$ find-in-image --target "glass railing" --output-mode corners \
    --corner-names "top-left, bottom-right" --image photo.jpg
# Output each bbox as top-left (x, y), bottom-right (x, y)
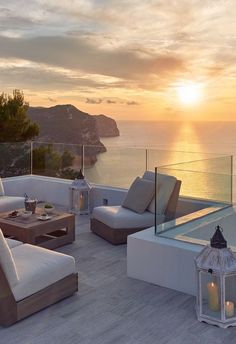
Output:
top-left (0, 142), bottom-right (31, 178)
top-left (1, 142), bottom-right (232, 191)
top-left (84, 145), bottom-right (147, 188)
top-left (30, 142), bottom-right (229, 190)
top-left (32, 142), bottom-right (83, 179)
top-left (154, 155), bottom-right (233, 237)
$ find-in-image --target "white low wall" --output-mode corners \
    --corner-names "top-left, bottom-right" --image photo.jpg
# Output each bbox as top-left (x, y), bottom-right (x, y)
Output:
top-left (127, 227), bottom-right (202, 296)
top-left (2, 175), bottom-right (127, 210)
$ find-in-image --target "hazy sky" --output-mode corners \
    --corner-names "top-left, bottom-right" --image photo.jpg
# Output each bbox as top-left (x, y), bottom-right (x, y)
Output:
top-left (0, 0), bottom-right (235, 121)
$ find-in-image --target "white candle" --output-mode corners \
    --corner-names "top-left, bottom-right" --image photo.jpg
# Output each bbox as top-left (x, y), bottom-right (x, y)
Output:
top-left (79, 194), bottom-right (85, 210)
top-left (207, 282), bottom-right (219, 311)
top-left (225, 301), bottom-right (234, 317)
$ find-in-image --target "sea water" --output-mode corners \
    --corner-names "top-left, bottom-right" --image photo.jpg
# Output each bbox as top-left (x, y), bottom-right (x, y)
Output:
top-left (85, 121), bottom-right (236, 202)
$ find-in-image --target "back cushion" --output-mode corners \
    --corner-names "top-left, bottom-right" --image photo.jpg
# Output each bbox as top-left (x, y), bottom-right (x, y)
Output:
top-left (122, 177), bottom-right (155, 214)
top-left (142, 171), bottom-right (177, 215)
top-left (0, 229), bottom-right (19, 288)
top-left (0, 178), bottom-right (4, 196)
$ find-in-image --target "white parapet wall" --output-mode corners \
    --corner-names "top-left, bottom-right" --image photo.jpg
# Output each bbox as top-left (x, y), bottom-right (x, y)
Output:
top-left (127, 227), bottom-right (203, 296)
top-left (2, 175), bottom-right (127, 210)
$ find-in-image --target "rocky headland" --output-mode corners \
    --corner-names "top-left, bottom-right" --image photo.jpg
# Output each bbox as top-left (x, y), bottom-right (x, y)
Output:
top-left (94, 114), bottom-right (119, 137)
top-left (27, 104), bottom-right (119, 167)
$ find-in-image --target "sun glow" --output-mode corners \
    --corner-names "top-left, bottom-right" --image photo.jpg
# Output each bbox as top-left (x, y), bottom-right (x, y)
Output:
top-left (177, 83), bottom-right (203, 105)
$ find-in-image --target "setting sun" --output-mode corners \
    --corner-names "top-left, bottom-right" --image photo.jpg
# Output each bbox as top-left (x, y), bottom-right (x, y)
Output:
top-left (177, 83), bottom-right (203, 105)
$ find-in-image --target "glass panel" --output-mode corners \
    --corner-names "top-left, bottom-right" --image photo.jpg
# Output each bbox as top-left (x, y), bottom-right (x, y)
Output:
top-left (32, 142), bottom-right (82, 179)
top-left (0, 142), bottom-right (31, 177)
top-left (84, 146), bottom-right (147, 188)
top-left (154, 155), bottom-right (232, 237)
top-left (225, 275), bottom-right (236, 319)
top-left (200, 271), bottom-right (222, 320)
top-left (147, 149), bottom-right (224, 172)
top-left (157, 155), bottom-right (232, 203)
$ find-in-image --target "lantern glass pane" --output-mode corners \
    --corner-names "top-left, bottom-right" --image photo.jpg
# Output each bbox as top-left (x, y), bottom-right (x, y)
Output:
top-left (79, 191), bottom-right (89, 212)
top-left (200, 271), bottom-right (221, 320)
top-left (71, 189), bottom-right (80, 213)
top-left (225, 275), bottom-right (236, 319)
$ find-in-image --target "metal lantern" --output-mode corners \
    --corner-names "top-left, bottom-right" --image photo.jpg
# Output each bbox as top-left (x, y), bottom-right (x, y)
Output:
top-left (69, 170), bottom-right (91, 215)
top-left (195, 225), bottom-right (236, 328)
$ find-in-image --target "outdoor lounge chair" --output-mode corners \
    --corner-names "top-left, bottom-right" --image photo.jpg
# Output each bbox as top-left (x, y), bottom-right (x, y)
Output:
top-left (0, 230), bottom-right (78, 326)
top-left (90, 171), bottom-right (181, 245)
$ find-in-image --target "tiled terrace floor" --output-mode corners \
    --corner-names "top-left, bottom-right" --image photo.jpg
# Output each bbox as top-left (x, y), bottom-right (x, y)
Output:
top-left (1, 215), bottom-right (236, 344)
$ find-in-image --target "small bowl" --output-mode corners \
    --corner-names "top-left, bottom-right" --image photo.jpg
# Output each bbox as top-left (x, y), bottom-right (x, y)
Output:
top-left (21, 210), bottom-right (32, 218)
top-left (44, 205), bottom-right (55, 214)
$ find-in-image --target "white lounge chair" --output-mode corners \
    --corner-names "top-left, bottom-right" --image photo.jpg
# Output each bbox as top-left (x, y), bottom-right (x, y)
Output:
top-left (90, 171), bottom-right (181, 245)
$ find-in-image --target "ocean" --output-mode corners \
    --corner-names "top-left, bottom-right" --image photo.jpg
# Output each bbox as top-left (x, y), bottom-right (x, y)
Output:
top-left (85, 121), bottom-right (236, 202)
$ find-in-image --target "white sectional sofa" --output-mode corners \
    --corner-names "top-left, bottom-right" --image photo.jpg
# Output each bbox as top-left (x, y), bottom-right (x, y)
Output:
top-left (0, 177), bottom-right (25, 212)
top-left (0, 230), bottom-right (78, 326)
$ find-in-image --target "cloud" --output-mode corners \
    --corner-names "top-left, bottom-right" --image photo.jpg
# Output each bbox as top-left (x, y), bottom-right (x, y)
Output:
top-left (0, 35), bottom-right (185, 81)
top-left (0, 63), bottom-right (110, 91)
top-left (86, 98), bottom-right (102, 104)
top-left (48, 97), bottom-right (57, 102)
top-left (126, 101), bottom-right (139, 106)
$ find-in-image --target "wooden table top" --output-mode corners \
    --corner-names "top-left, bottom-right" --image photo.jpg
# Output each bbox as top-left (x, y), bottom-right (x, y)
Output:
top-left (0, 209), bottom-right (74, 229)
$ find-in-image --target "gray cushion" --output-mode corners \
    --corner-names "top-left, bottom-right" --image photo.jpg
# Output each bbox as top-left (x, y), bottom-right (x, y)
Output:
top-left (142, 171), bottom-right (177, 214)
top-left (122, 177), bottom-right (155, 214)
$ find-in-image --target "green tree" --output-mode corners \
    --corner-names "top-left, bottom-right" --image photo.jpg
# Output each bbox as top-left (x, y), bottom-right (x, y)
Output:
top-left (0, 89), bottom-right (39, 142)
top-left (33, 145), bottom-right (61, 177)
top-left (0, 90), bottom-right (39, 177)
top-left (61, 150), bottom-right (74, 169)
top-left (33, 145), bottom-right (77, 179)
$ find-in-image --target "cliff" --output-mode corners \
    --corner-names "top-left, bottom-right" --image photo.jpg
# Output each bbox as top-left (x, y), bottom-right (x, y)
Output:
top-left (94, 114), bottom-right (120, 137)
top-left (28, 105), bottom-right (104, 148)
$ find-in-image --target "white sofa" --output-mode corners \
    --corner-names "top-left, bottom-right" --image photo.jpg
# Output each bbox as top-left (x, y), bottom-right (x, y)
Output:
top-left (0, 230), bottom-right (78, 326)
top-left (0, 177), bottom-right (25, 212)
top-left (6, 238), bottom-right (23, 249)
top-left (0, 196), bottom-right (25, 212)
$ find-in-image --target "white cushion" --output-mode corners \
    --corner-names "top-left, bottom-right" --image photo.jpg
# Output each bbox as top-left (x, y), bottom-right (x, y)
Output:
top-left (11, 244), bottom-right (76, 301)
top-left (0, 196), bottom-right (25, 212)
top-left (142, 171), bottom-right (177, 215)
top-left (0, 229), bottom-right (19, 288)
top-left (92, 205), bottom-right (165, 229)
top-left (6, 238), bottom-right (23, 249)
top-left (122, 177), bottom-right (155, 214)
top-left (0, 178), bottom-right (4, 196)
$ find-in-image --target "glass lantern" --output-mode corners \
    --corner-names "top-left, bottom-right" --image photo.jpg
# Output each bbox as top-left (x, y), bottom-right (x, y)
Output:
top-left (195, 225), bottom-right (236, 328)
top-left (69, 170), bottom-right (91, 215)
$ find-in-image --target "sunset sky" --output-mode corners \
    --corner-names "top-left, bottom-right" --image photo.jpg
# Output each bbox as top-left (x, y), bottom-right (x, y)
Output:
top-left (0, 0), bottom-right (235, 121)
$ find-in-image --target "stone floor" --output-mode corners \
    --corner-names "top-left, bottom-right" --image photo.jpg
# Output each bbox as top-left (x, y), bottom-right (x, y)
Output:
top-left (1, 215), bottom-right (236, 344)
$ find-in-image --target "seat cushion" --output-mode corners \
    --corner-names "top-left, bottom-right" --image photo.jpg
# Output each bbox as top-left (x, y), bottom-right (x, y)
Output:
top-left (122, 177), bottom-right (155, 214)
top-left (92, 205), bottom-right (165, 229)
top-left (6, 238), bottom-right (23, 249)
top-left (0, 178), bottom-right (4, 196)
top-left (0, 229), bottom-right (19, 288)
top-left (0, 196), bottom-right (25, 212)
top-left (11, 244), bottom-right (76, 301)
top-left (142, 171), bottom-right (177, 215)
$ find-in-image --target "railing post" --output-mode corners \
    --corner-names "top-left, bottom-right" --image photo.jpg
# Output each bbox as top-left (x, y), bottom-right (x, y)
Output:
top-left (154, 166), bottom-right (157, 235)
top-left (145, 149), bottom-right (148, 171)
top-left (230, 155), bottom-right (233, 204)
top-left (30, 141), bottom-right (33, 175)
top-left (82, 145), bottom-right (85, 175)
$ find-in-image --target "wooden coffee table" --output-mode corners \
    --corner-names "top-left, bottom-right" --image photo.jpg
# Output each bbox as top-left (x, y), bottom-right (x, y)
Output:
top-left (0, 209), bottom-right (75, 249)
